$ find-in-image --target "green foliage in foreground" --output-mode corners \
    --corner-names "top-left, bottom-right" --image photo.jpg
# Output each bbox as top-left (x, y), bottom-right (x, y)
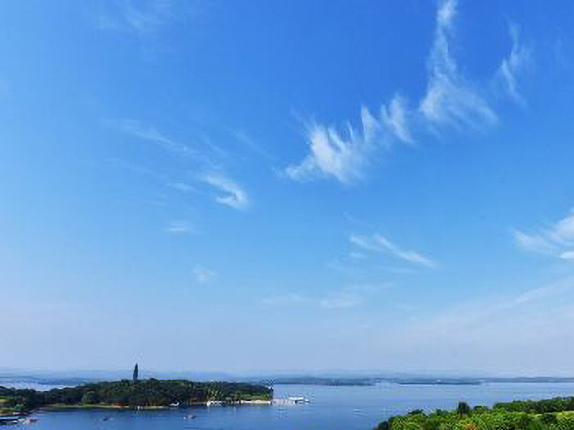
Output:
top-left (376, 399), bottom-right (574, 430)
top-left (0, 379), bottom-right (272, 412)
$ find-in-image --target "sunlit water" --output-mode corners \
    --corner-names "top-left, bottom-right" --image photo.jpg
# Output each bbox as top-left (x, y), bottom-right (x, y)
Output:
top-left (11, 382), bottom-right (574, 430)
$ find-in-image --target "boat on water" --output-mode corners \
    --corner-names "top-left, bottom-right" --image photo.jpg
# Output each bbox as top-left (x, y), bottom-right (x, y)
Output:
top-left (0, 418), bottom-right (19, 426)
top-left (288, 396), bottom-right (310, 404)
top-left (273, 396), bottom-right (310, 405)
top-left (0, 415), bottom-right (36, 426)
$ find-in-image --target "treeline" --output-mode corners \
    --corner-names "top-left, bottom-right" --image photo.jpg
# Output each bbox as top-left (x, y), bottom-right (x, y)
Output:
top-left (493, 397), bottom-right (574, 414)
top-left (0, 379), bottom-right (272, 412)
top-left (376, 397), bottom-right (574, 430)
top-left (266, 377), bottom-right (374, 386)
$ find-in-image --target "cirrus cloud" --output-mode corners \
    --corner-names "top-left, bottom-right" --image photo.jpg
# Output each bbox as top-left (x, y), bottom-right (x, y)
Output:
top-left (286, 0), bottom-right (531, 184)
top-left (201, 173), bottom-right (250, 211)
top-left (513, 208), bottom-right (574, 261)
top-left (350, 233), bottom-right (438, 269)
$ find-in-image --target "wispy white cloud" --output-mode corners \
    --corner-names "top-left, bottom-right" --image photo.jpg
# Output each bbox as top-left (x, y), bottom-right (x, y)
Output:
top-left (496, 24), bottom-right (532, 105)
top-left (107, 119), bottom-right (252, 211)
top-left (512, 229), bottom-right (554, 254)
top-left (513, 208), bottom-right (574, 260)
top-left (166, 220), bottom-right (196, 235)
top-left (508, 282), bottom-right (572, 307)
top-left (349, 251), bottom-right (367, 260)
top-left (193, 264), bottom-right (216, 284)
top-left (105, 118), bottom-right (196, 157)
top-left (326, 258), bottom-right (363, 276)
top-left (320, 291), bottom-right (363, 310)
top-left (98, 0), bottom-right (191, 35)
top-left (382, 94), bottom-right (414, 144)
top-left (286, 0), bottom-right (529, 184)
top-left (395, 277), bottom-right (574, 361)
top-left (319, 284), bottom-right (389, 309)
top-left (285, 96), bottom-right (420, 183)
top-left (350, 233), bottom-right (437, 269)
top-left (419, 0), bottom-right (497, 129)
top-left (201, 173), bottom-right (249, 210)
top-left (168, 182), bottom-right (195, 193)
top-left (229, 129), bottom-right (274, 161)
top-left (285, 110), bottom-right (378, 184)
top-left (262, 284), bottom-right (387, 310)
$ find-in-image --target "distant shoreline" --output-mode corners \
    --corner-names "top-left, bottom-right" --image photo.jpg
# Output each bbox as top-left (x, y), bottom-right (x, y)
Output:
top-left (262, 377), bottom-right (574, 387)
top-left (397, 381), bottom-right (482, 386)
top-left (42, 399), bottom-right (274, 411)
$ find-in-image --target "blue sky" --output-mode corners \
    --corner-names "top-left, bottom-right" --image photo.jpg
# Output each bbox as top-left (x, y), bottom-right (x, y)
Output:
top-left (2, 0), bottom-right (574, 375)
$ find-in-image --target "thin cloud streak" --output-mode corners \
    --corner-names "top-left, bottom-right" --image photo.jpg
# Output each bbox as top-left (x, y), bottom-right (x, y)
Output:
top-left (201, 173), bottom-right (250, 210)
top-left (97, 0), bottom-right (191, 35)
top-left (105, 118), bottom-right (196, 158)
top-left (168, 182), bottom-right (196, 193)
top-left (106, 118), bottom-right (252, 212)
top-left (320, 292), bottom-right (363, 310)
top-left (513, 207), bottom-right (574, 260)
top-left (382, 94), bottom-right (414, 145)
top-left (229, 129), bottom-right (275, 161)
top-left (394, 277), bottom-right (574, 357)
top-left (166, 220), bottom-right (196, 235)
top-left (496, 24), bottom-right (532, 105)
top-left (193, 264), bottom-right (216, 284)
top-left (350, 234), bottom-right (438, 269)
top-left (262, 285), bottom-right (387, 310)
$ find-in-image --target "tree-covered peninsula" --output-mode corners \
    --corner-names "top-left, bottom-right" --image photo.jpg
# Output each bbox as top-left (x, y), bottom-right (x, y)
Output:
top-left (376, 397), bottom-right (574, 430)
top-left (0, 379), bottom-right (272, 414)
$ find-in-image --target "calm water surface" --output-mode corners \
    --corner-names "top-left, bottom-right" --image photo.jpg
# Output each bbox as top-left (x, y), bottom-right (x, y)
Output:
top-left (14, 382), bottom-right (574, 430)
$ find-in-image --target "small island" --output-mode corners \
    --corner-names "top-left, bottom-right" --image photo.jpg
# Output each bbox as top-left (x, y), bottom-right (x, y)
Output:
top-left (0, 378), bottom-right (273, 418)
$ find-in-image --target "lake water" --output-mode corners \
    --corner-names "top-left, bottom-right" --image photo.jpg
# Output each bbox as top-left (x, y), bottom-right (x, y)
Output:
top-left (11, 382), bottom-right (574, 430)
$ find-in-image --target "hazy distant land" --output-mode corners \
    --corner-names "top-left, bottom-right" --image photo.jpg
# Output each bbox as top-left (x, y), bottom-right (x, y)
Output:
top-left (3, 370), bottom-right (574, 390)
top-left (260, 376), bottom-right (574, 387)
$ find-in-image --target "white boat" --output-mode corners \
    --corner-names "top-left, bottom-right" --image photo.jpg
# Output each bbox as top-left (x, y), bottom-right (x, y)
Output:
top-left (287, 396), bottom-right (309, 404)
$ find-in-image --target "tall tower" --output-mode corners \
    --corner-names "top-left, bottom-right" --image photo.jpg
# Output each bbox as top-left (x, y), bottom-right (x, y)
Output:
top-left (133, 363), bottom-right (139, 382)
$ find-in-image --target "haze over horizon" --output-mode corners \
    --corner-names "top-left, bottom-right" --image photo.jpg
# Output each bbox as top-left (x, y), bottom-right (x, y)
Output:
top-left (3, 0), bottom-right (574, 375)
top-left (2, 366), bottom-right (571, 381)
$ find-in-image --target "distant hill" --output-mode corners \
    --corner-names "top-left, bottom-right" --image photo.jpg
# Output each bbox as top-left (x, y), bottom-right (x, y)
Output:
top-left (3, 368), bottom-right (574, 389)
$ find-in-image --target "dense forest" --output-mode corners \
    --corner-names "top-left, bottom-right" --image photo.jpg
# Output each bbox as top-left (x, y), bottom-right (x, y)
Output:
top-left (0, 379), bottom-right (272, 413)
top-left (376, 397), bottom-right (574, 430)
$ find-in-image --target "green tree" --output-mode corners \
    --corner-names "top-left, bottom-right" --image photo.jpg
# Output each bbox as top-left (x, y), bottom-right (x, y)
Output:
top-left (81, 391), bottom-right (99, 405)
top-left (457, 402), bottom-right (471, 416)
